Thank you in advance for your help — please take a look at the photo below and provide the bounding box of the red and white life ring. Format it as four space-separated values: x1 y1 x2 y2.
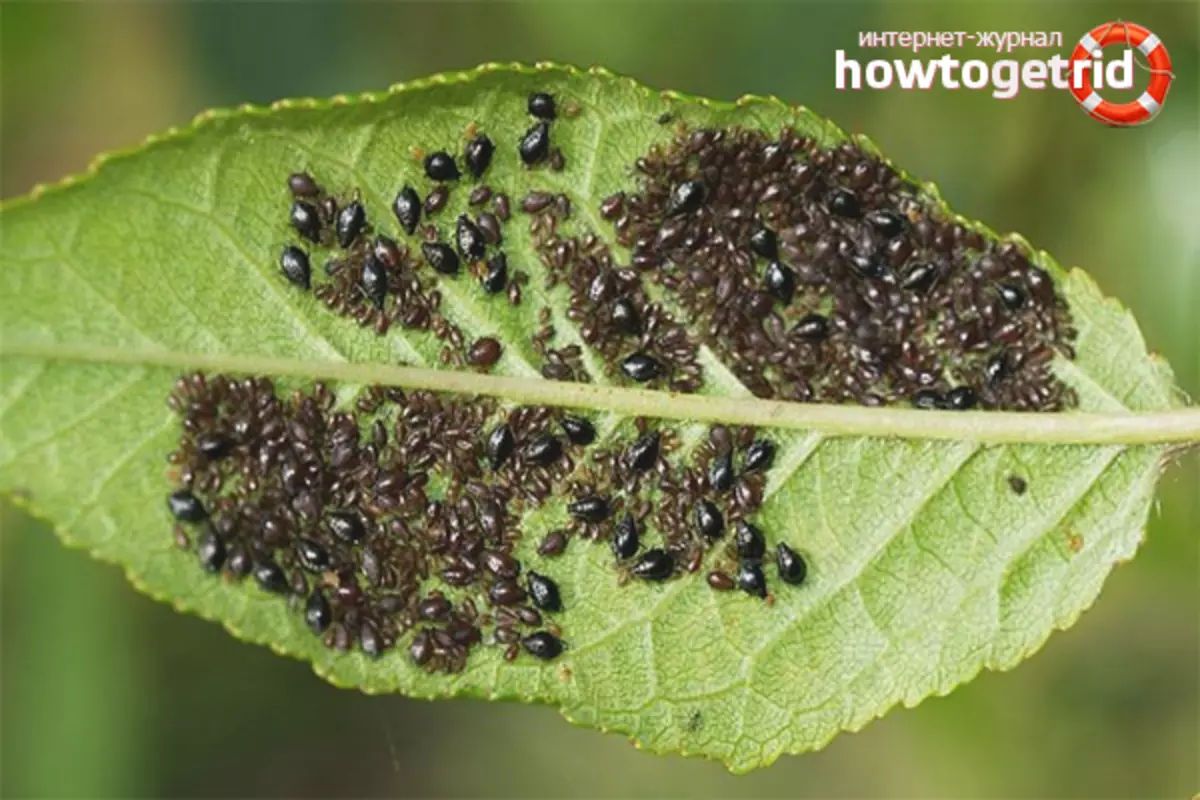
1069 22 1173 126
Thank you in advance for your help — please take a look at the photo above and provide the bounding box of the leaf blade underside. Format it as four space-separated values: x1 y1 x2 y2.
0 64 1185 772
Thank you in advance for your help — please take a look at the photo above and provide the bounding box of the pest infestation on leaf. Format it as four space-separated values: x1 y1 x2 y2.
9 64 1193 776
238 85 1084 668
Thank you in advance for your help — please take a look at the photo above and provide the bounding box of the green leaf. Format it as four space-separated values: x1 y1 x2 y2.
0 64 1194 773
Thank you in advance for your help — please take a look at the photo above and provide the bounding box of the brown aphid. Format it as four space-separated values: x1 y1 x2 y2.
467 337 503 368
538 529 569 557
707 570 735 591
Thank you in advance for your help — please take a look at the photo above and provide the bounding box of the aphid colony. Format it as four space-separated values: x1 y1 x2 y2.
165 372 802 668
598 127 1079 410
277 91 579 368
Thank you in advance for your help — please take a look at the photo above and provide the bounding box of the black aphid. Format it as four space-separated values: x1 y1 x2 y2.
734 521 765 561
422 242 460 275
288 172 320 197
911 389 943 410
296 537 331 572
528 92 556 120
289 200 322 242
482 253 508 294
736 562 767 598
361 255 388 310
901 262 938 293
392 186 421 235
827 187 862 218
764 261 796 305
849 253 885 279
335 201 366 248
694 500 725 540
776 543 807 585
793 313 829 341
523 434 562 466
279 246 312 289
610 299 641 335
866 209 905 238
167 489 207 522
569 495 610 523
304 590 332 633
631 548 674 581
518 122 551 165
742 440 775 473
666 180 706 216
253 559 290 594
624 432 660 473
456 215 486 260
464 134 495 178
945 386 978 410
749 226 778 259
424 151 460 181
487 424 516 469
197 528 226 573
328 510 367 543
612 514 639 560
984 351 1009 385
620 353 662 382
1008 475 1028 495
709 453 734 492
522 631 563 660
197 433 232 460
560 415 596 446
997 282 1026 310
527 572 562 612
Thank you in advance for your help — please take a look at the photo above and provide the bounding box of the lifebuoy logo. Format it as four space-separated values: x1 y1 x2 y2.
838 21 1174 126
1069 22 1172 126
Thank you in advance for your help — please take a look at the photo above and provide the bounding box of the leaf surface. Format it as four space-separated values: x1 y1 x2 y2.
0 64 1187 772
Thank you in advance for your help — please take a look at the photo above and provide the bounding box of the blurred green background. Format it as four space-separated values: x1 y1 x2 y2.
1 1 1197 797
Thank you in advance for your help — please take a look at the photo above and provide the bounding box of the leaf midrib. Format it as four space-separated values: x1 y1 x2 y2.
2 341 1197 446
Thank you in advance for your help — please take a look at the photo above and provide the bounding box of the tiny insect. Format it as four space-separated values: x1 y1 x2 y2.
289 200 322 242
776 543 807 585
424 151 460 181
527 572 562 612
518 122 551 165
422 242 460 276
559 415 595 446
393 186 421 234
464 134 495 179
620 353 662 383
167 490 207 522
528 92 556 120
521 631 564 660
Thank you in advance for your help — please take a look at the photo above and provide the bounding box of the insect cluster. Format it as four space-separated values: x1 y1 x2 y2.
167 91 1085 671
595 126 1079 409
165 369 801 669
